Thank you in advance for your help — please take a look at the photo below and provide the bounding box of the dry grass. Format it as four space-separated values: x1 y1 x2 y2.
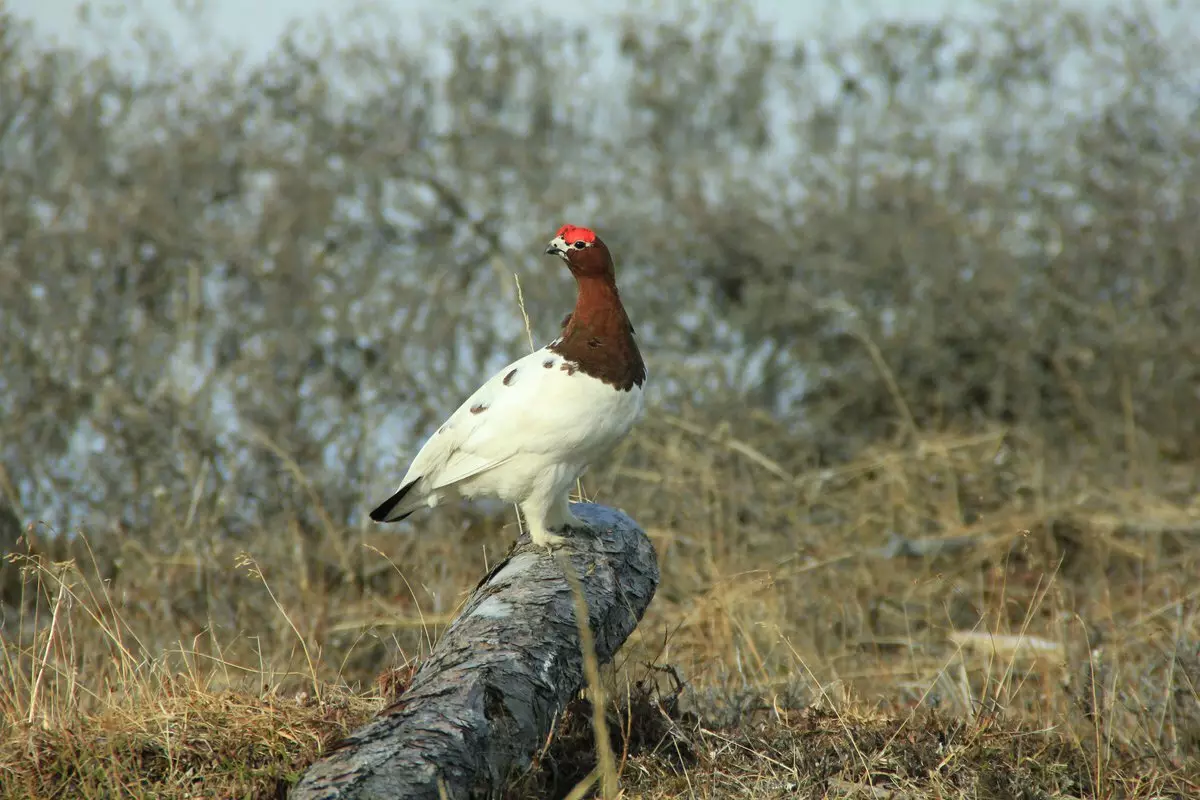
2 420 1198 798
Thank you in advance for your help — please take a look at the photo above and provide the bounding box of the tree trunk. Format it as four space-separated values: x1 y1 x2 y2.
291 502 659 800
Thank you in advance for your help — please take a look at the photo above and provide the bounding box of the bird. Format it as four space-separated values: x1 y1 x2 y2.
368 225 647 549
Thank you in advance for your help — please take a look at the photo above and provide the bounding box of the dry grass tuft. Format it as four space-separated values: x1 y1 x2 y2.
509 666 1199 799
2 681 371 799
0 550 378 798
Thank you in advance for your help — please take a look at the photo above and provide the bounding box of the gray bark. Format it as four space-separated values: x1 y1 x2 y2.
291 502 659 800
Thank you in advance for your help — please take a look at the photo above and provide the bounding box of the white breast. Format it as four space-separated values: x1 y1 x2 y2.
398 345 644 502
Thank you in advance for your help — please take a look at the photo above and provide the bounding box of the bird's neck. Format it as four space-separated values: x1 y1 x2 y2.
550 276 646 391
570 276 626 328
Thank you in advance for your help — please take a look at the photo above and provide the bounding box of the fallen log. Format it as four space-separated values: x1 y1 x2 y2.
291 502 660 800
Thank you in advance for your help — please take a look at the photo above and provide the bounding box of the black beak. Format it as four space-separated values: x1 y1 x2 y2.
545 244 561 255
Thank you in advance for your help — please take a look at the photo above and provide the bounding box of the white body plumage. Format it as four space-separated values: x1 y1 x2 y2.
369 344 645 547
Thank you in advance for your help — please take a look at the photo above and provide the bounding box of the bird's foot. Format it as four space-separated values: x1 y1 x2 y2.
529 530 570 551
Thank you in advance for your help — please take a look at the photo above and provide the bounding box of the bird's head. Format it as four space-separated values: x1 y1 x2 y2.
545 225 613 280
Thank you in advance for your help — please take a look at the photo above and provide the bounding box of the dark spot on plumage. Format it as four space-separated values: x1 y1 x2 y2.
503 368 518 386
560 361 578 375
470 403 487 414
543 359 555 368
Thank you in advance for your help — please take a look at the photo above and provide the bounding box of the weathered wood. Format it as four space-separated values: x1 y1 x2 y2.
291 502 659 800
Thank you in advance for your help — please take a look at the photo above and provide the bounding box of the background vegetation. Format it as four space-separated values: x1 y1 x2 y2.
1 0 1197 796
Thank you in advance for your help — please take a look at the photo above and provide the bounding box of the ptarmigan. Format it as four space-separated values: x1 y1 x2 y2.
368 225 646 549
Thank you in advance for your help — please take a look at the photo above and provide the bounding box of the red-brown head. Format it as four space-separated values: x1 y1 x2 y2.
544 224 614 280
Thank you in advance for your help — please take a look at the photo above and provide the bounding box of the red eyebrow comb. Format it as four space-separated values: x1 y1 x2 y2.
555 225 596 243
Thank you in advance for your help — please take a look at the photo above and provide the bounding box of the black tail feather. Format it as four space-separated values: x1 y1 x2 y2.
369 479 418 522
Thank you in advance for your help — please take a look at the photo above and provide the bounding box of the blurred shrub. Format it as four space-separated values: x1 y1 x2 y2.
1 0 1196 537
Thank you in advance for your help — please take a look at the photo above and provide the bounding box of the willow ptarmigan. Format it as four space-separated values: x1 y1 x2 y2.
369 225 646 549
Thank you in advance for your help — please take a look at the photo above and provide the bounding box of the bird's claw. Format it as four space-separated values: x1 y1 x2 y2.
531 531 570 551
531 520 596 551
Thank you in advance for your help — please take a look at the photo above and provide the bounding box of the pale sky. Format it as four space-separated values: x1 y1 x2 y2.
6 0 1085 66
10 0 1192 94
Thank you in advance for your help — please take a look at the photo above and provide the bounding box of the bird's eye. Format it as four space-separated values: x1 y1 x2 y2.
573 241 586 249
